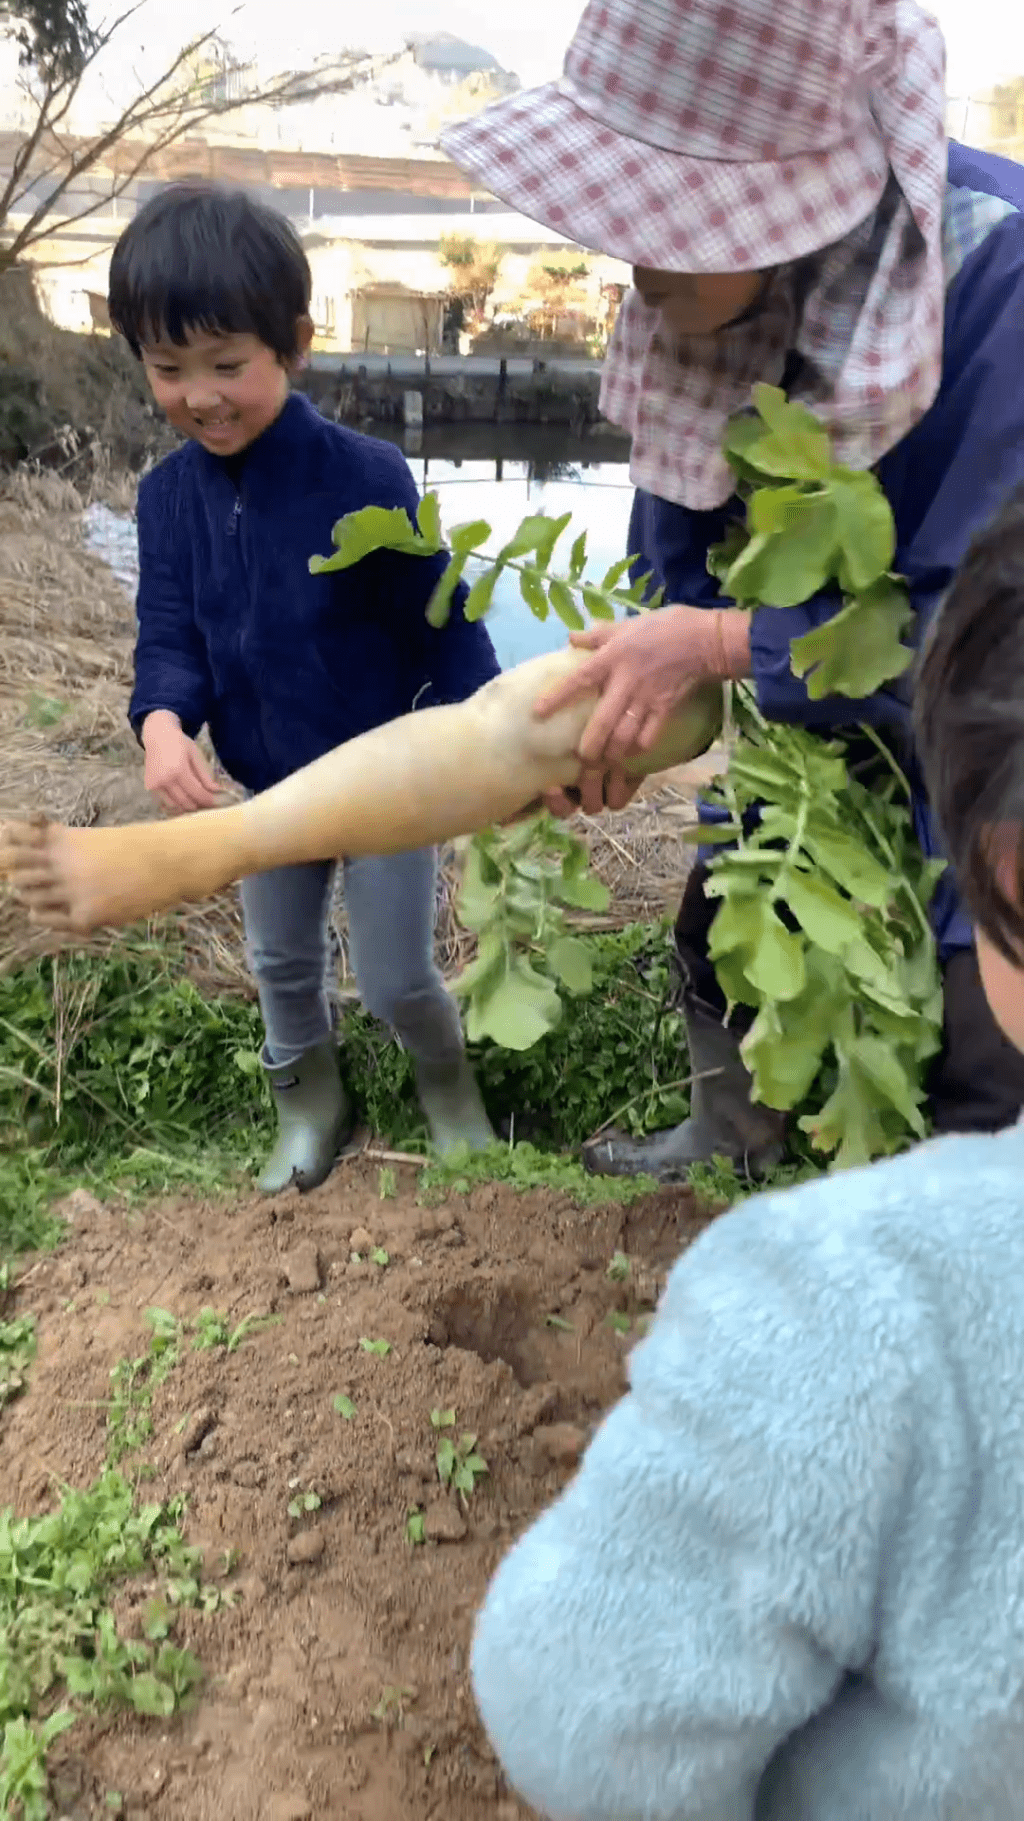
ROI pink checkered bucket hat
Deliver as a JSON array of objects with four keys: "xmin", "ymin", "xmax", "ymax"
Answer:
[
  {"xmin": 442, "ymin": 0, "xmax": 943, "ymax": 275},
  {"xmin": 443, "ymin": 0, "xmax": 948, "ymax": 512}
]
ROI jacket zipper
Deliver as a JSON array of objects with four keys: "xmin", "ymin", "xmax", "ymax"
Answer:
[{"xmin": 226, "ymin": 482, "xmax": 272, "ymax": 774}]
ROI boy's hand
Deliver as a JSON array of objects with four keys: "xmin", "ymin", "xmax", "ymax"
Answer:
[
  {"xmin": 142, "ymin": 710, "xmax": 223, "ymax": 815},
  {"xmin": 544, "ymin": 767, "xmax": 641, "ymax": 819},
  {"xmin": 503, "ymin": 767, "xmax": 641, "ymax": 826}
]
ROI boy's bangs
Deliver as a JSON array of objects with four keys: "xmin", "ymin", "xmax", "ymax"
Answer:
[
  {"xmin": 108, "ymin": 186, "xmax": 311, "ymax": 360},
  {"xmin": 120, "ymin": 235, "xmax": 266, "ymax": 353}
]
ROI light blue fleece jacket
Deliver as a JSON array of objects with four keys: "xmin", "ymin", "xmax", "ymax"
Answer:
[{"xmin": 472, "ymin": 1122, "xmax": 1024, "ymax": 1819}]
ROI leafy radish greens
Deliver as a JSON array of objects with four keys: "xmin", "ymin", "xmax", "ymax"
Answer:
[{"xmin": 312, "ymin": 387, "xmax": 942, "ymax": 1166}]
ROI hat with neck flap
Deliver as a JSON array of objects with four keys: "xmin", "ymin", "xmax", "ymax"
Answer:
[{"xmin": 442, "ymin": 0, "xmax": 948, "ymax": 511}]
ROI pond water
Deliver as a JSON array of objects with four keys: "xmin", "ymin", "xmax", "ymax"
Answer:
[{"xmin": 83, "ymin": 428, "xmax": 636, "ymax": 672}]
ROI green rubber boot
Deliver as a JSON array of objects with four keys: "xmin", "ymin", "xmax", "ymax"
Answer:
[
  {"xmin": 415, "ymin": 1054, "xmax": 496, "ymax": 1157},
  {"xmin": 258, "ymin": 1039, "xmax": 354, "ymax": 1195},
  {"xmin": 393, "ymin": 987, "xmax": 495, "ymax": 1157},
  {"xmin": 582, "ymin": 996, "xmax": 786, "ymax": 1183}
]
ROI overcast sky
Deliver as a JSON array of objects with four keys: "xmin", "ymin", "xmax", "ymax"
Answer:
[{"xmin": 103, "ymin": 0, "xmax": 1024, "ymax": 100}]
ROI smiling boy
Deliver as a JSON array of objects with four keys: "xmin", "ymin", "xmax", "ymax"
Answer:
[{"xmin": 107, "ymin": 183, "xmax": 499, "ymax": 1190}]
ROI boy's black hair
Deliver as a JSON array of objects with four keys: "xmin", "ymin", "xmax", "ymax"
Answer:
[
  {"xmin": 108, "ymin": 183, "xmax": 311, "ymax": 360},
  {"xmin": 915, "ymin": 485, "xmax": 1024, "ymax": 963}
]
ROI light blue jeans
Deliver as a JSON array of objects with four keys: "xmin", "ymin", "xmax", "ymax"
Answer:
[{"xmin": 240, "ymin": 849, "xmax": 463, "ymax": 1069}]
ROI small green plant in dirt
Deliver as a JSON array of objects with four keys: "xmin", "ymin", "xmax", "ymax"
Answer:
[
  {"xmin": 105, "ymin": 1307, "xmax": 180, "ymax": 1467},
  {"xmin": 686, "ymin": 1152, "xmax": 822, "ymax": 1213},
  {"xmin": 435, "ymin": 1421, "xmax": 488, "ymax": 1503},
  {"xmin": 419, "ymin": 1140, "xmax": 660, "ymax": 1209},
  {"xmin": 405, "ymin": 1507, "xmax": 426, "ymax": 1546},
  {"xmin": 0, "ymin": 1471, "xmax": 205, "ymax": 1814},
  {"xmin": 332, "ymin": 1393, "xmax": 356, "ymax": 1420},
  {"xmin": 545, "ymin": 1313, "xmax": 574, "ymax": 1333},
  {"xmin": 359, "ymin": 1337, "xmax": 391, "ymax": 1356},
  {"xmin": 0, "ymin": 1312, "xmax": 36, "ymax": 1412},
  {"xmin": 606, "ymin": 1251, "xmax": 631, "ymax": 1284},
  {"xmin": 189, "ymin": 1307, "xmax": 280, "ymax": 1352},
  {"xmin": 372, "ymin": 1683, "xmax": 417, "ymax": 1726},
  {"xmin": 23, "ymin": 692, "xmax": 69, "ymax": 731},
  {"xmin": 378, "ymin": 1165, "xmax": 397, "ymax": 1200},
  {"xmin": 286, "ymin": 1488, "xmax": 322, "ymax": 1520},
  {"xmin": 1, "ymin": 1712, "xmax": 75, "ymax": 1821}
]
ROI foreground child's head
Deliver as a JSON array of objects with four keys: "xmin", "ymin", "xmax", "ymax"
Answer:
[
  {"xmin": 916, "ymin": 489, "xmax": 1024, "ymax": 1054},
  {"xmin": 108, "ymin": 184, "xmax": 312, "ymax": 458}
]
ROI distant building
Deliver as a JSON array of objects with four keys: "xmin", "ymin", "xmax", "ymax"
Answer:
[{"xmin": 406, "ymin": 32, "xmax": 516, "ymax": 87}]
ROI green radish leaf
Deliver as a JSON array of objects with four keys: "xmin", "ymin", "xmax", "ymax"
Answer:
[
  {"xmin": 333, "ymin": 1394, "xmax": 356, "ymax": 1420},
  {"xmin": 424, "ymin": 553, "xmax": 468, "ymax": 628},
  {"xmin": 469, "ymin": 963, "xmax": 563, "ymax": 1050},
  {"xmin": 707, "ymin": 519, "xmax": 750, "ymax": 584},
  {"xmin": 581, "ymin": 584, "xmax": 617, "ymax": 621},
  {"xmin": 555, "ymin": 871, "xmax": 611, "ymax": 911},
  {"xmin": 547, "ymin": 936, "xmax": 594, "ymax": 995},
  {"xmin": 781, "ymin": 871, "xmax": 863, "ymax": 955},
  {"xmin": 849, "ymin": 1035, "xmax": 926, "ymax": 1136},
  {"xmin": 790, "ymin": 578, "xmax": 914, "ymax": 699},
  {"xmin": 312, "ymin": 504, "xmax": 425, "ymax": 572},
  {"xmin": 569, "ymin": 531, "xmax": 588, "ymax": 581},
  {"xmin": 749, "ymin": 384, "xmax": 833, "ymax": 480},
  {"xmin": 742, "ymin": 905, "xmax": 806, "ymax": 1002},
  {"xmin": 416, "ymin": 491, "xmax": 443, "ymax": 547},
  {"xmin": 601, "ymin": 555, "xmax": 636, "ymax": 591},
  {"xmin": 800, "ymin": 1060, "xmax": 893, "ymax": 1169},
  {"xmin": 519, "ymin": 566, "xmax": 550, "ymax": 619},
  {"xmin": 830, "ymin": 473, "xmax": 896, "ymax": 591},
  {"xmin": 548, "ymin": 578, "xmax": 585, "ymax": 630},
  {"xmin": 498, "ymin": 511, "xmax": 572, "ymax": 564},
  {"xmin": 464, "ymin": 568, "xmax": 500, "ymax": 621},
  {"xmin": 448, "ymin": 517, "xmax": 492, "ymax": 556},
  {"xmin": 802, "ymin": 822, "xmax": 892, "ymax": 907}
]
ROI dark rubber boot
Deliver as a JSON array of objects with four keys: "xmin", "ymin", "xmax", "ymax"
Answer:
[
  {"xmin": 258, "ymin": 1039, "xmax": 354, "ymax": 1194},
  {"xmin": 583, "ymin": 998, "xmax": 786, "ymax": 1182},
  {"xmin": 393, "ymin": 988, "xmax": 495, "ymax": 1156}
]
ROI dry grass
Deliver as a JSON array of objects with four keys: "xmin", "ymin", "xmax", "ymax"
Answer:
[{"xmin": 0, "ymin": 471, "xmax": 709, "ymax": 994}]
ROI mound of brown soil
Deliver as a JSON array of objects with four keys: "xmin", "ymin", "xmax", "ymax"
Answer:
[{"xmin": 2, "ymin": 1158, "xmax": 717, "ymax": 1820}]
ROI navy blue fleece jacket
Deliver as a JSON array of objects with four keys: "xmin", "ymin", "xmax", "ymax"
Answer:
[{"xmin": 129, "ymin": 391, "xmax": 499, "ymax": 793}]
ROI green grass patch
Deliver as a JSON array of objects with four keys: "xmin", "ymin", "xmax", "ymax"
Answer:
[
  {"xmin": 1, "ymin": 925, "xmax": 696, "ymax": 1260},
  {"xmin": 0, "ymin": 1307, "xmax": 242, "ymax": 1817}
]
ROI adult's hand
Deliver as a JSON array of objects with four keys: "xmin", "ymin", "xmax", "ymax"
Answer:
[{"xmin": 532, "ymin": 605, "xmax": 750, "ymax": 767}]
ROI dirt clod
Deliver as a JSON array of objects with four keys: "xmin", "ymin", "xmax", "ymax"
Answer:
[
  {"xmin": 423, "ymin": 1498, "xmax": 468, "ymax": 1543},
  {"xmin": 285, "ymin": 1529, "xmax": 325, "ymax": 1566},
  {"xmin": 284, "ymin": 1243, "xmax": 322, "ymax": 1295},
  {"xmin": 532, "ymin": 1422, "xmax": 588, "ymax": 1468},
  {"xmin": 265, "ymin": 1795, "xmax": 312, "ymax": 1821}
]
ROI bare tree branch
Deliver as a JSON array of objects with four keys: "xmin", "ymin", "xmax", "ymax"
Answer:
[{"xmin": 1, "ymin": 11, "xmax": 388, "ymax": 272}]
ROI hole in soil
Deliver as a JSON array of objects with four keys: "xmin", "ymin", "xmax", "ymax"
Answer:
[{"xmin": 428, "ymin": 1281, "xmax": 546, "ymax": 1387}]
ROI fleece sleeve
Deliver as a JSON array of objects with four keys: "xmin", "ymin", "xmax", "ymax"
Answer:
[
  {"xmin": 128, "ymin": 473, "xmax": 214, "ymax": 740},
  {"xmin": 471, "ymin": 1190, "xmax": 915, "ymax": 1821}
]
